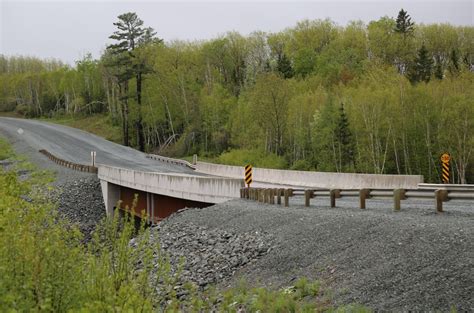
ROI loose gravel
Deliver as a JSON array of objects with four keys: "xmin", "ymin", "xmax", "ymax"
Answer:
[
  {"xmin": 149, "ymin": 219, "xmax": 273, "ymax": 289},
  {"xmin": 166, "ymin": 199, "xmax": 474, "ymax": 312},
  {"xmin": 56, "ymin": 177, "xmax": 106, "ymax": 242}
]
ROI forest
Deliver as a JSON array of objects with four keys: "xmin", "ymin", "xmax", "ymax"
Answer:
[{"xmin": 0, "ymin": 10, "xmax": 473, "ymax": 183}]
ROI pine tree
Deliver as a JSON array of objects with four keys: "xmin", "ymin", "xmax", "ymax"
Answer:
[
  {"xmin": 107, "ymin": 12, "xmax": 159, "ymax": 151},
  {"xmin": 277, "ymin": 53, "xmax": 294, "ymax": 79},
  {"xmin": 335, "ymin": 103, "xmax": 355, "ymax": 170},
  {"xmin": 394, "ymin": 9, "xmax": 415, "ymax": 37},
  {"xmin": 408, "ymin": 44, "xmax": 433, "ymax": 83}
]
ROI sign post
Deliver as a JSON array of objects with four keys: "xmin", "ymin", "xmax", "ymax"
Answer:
[
  {"xmin": 244, "ymin": 164, "xmax": 253, "ymax": 187},
  {"xmin": 91, "ymin": 151, "xmax": 97, "ymax": 167},
  {"xmin": 440, "ymin": 153, "xmax": 450, "ymax": 184}
]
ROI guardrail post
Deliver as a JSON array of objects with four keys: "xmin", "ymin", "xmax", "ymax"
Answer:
[
  {"xmin": 304, "ymin": 189, "xmax": 314, "ymax": 207},
  {"xmin": 330, "ymin": 189, "xmax": 340, "ymax": 208},
  {"xmin": 277, "ymin": 189, "xmax": 283, "ymax": 205},
  {"xmin": 284, "ymin": 189, "xmax": 290, "ymax": 207},
  {"xmin": 269, "ymin": 189, "xmax": 275, "ymax": 204},
  {"xmin": 393, "ymin": 189, "xmax": 406, "ymax": 211},
  {"xmin": 359, "ymin": 189, "xmax": 370, "ymax": 209},
  {"xmin": 435, "ymin": 189, "xmax": 448, "ymax": 213}
]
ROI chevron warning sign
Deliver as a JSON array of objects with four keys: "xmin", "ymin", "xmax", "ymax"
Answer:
[
  {"xmin": 245, "ymin": 164, "xmax": 253, "ymax": 187},
  {"xmin": 440, "ymin": 153, "xmax": 450, "ymax": 184}
]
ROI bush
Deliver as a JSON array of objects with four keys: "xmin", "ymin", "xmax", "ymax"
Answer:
[
  {"xmin": 290, "ymin": 159, "xmax": 316, "ymax": 171},
  {"xmin": 14, "ymin": 104, "xmax": 32, "ymax": 117},
  {"xmin": 218, "ymin": 149, "xmax": 288, "ymax": 169}
]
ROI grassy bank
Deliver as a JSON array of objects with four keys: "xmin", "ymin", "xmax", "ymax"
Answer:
[{"xmin": 38, "ymin": 114, "xmax": 122, "ymax": 144}]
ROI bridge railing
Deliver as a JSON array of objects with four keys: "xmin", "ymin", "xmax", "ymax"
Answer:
[
  {"xmin": 240, "ymin": 186, "xmax": 474, "ymax": 213},
  {"xmin": 39, "ymin": 149, "xmax": 98, "ymax": 173},
  {"xmin": 146, "ymin": 154, "xmax": 196, "ymax": 170}
]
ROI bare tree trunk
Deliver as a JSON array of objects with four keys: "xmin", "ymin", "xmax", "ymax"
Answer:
[
  {"xmin": 120, "ymin": 82, "xmax": 129, "ymax": 147},
  {"xmin": 136, "ymin": 72, "xmax": 145, "ymax": 151}
]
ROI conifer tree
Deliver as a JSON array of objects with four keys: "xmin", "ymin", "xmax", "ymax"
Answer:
[
  {"xmin": 277, "ymin": 53, "xmax": 294, "ymax": 79},
  {"xmin": 107, "ymin": 12, "xmax": 159, "ymax": 151},
  {"xmin": 335, "ymin": 103, "xmax": 355, "ymax": 170},
  {"xmin": 448, "ymin": 49, "xmax": 460, "ymax": 75},
  {"xmin": 408, "ymin": 44, "xmax": 433, "ymax": 83},
  {"xmin": 394, "ymin": 9, "xmax": 415, "ymax": 37}
]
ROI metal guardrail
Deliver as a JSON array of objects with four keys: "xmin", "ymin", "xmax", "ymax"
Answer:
[
  {"xmin": 418, "ymin": 183, "xmax": 474, "ymax": 191},
  {"xmin": 240, "ymin": 186, "xmax": 474, "ymax": 213},
  {"xmin": 39, "ymin": 149, "xmax": 98, "ymax": 174},
  {"xmin": 146, "ymin": 154, "xmax": 196, "ymax": 170}
]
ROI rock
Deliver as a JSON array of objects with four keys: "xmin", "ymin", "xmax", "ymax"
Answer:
[
  {"xmin": 55, "ymin": 176, "xmax": 106, "ymax": 243},
  {"xmin": 148, "ymin": 220, "xmax": 273, "ymax": 290}
]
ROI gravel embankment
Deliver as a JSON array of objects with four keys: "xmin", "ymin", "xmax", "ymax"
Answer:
[
  {"xmin": 164, "ymin": 199, "xmax": 474, "ymax": 312},
  {"xmin": 56, "ymin": 177, "xmax": 106, "ymax": 242},
  {"xmin": 149, "ymin": 219, "xmax": 273, "ymax": 289}
]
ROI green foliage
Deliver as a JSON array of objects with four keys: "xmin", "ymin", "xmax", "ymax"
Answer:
[
  {"xmin": 1, "ymin": 13, "xmax": 473, "ymax": 183},
  {"xmin": 40, "ymin": 114, "xmax": 122, "ymax": 144},
  {"xmin": 0, "ymin": 137, "xmax": 14, "ymax": 160},
  {"xmin": 277, "ymin": 53, "xmax": 294, "ymax": 78},
  {"xmin": 218, "ymin": 149, "xmax": 287, "ymax": 169},
  {"xmin": 408, "ymin": 44, "xmax": 434, "ymax": 83},
  {"xmin": 0, "ymin": 139, "xmax": 161, "ymax": 311},
  {"xmin": 335, "ymin": 103, "xmax": 355, "ymax": 171}
]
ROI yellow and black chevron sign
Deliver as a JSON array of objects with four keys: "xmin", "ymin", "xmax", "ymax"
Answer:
[
  {"xmin": 440, "ymin": 153, "xmax": 450, "ymax": 184},
  {"xmin": 244, "ymin": 164, "xmax": 253, "ymax": 187}
]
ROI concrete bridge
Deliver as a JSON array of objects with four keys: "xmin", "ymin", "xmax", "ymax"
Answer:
[{"xmin": 0, "ymin": 117, "xmax": 424, "ymax": 222}]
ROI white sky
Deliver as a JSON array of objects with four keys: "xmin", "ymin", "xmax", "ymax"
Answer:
[{"xmin": 1, "ymin": 0, "xmax": 473, "ymax": 64}]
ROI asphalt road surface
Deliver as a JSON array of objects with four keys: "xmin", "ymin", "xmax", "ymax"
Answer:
[{"xmin": 0, "ymin": 117, "xmax": 197, "ymax": 174}]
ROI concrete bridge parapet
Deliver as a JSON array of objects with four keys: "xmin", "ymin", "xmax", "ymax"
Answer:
[
  {"xmin": 98, "ymin": 164, "xmax": 244, "ymax": 222},
  {"xmin": 195, "ymin": 161, "xmax": 424, "ymax": 189}
]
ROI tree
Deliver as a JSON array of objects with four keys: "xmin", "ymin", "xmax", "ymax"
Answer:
[
  {"xmin": 335, "ymin": 103, "xmax": 355, "ymax": 170},
  {"xmin": 277, "ymin": 53, "xmax": 294, "ymax": 79},
  {"xmin": 434, "ymin": 58, "xmax": 443, "ymax": 80},
  {"xmin": 394, "ymin": 9, "xmax": 415, "ymax": 37},
  {"xmin": 409, "ymin": 44, "xmax": 433, "ymax": 83},
  {"xmin": 448, "ymin": 49, "xmax": 460, "ymax": 75},
  {"xmin": 249, "ymin": 73, "xmax": 292, "ymax": 155},
  {"xmin": 107, "ymin": 12, "xmax": 158, "ymax": 151}
]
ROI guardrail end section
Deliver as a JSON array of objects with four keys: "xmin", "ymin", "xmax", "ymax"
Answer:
[{"xmin": 359, "ymin": 189, "xmax": 370, "ymax": 209}]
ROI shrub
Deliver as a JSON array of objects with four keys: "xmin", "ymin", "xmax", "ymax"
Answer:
[{"xmin": 218, "ymin": 149, "xmax": 288, "ymax": 169}]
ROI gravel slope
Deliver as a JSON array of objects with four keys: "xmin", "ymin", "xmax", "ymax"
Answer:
[{"xmin": 164, "ymin": 199, "xmax": 474, "ymax": 311}]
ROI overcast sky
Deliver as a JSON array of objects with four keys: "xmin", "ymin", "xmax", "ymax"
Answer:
[{"xmin": 1, "ymin": 0, "xmax": 472, "ymax": 64}]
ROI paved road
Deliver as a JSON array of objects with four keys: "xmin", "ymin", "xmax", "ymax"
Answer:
[{"xmin": 0, "ymin": 117, "xmax": 199, "ymax": 174}]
